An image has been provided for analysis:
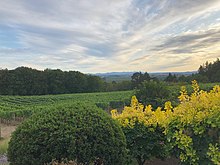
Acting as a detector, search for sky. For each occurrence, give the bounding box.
[0,0,220,73]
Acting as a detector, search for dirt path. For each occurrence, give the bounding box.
[0,124,17,164]
[1,124,17,139]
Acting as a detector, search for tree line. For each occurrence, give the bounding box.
[0,59,219,95]
[0,67,133,95]
[0,67,101,95]
[164,58,220,83]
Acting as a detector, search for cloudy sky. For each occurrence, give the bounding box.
[0,0,220,73]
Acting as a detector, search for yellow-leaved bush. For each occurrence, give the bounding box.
[112,80,220,165]
[167,80,220,165]
[111,96,172,165]
[111,97,172,128]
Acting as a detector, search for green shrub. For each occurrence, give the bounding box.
[135,81,170,108]
[166,82,220,165]
[122,123,170,165]
[8,102,127,165]
[111,96,170,165]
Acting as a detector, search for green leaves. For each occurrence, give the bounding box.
[7,102,127,165]
[166,83,220,165]
[121,123,170,165]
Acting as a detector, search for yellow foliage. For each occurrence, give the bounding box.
[112,81,220,129]
[178,86,189,102]
[111,80,220,164]
[111,95,172,128]
[173,82,220,125]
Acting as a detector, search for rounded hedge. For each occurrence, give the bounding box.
[8,103,127,165]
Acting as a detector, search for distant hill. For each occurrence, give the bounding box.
[95,72,135,77]
[94,71,197,82]
[95,72,134,82]
[149,71,197,80]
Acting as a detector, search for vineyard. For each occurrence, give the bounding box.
[0,90,133,122]
[0,83,217,122]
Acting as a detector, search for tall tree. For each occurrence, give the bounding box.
[164,73,177,82]
[197,58,220,82]
[131,72,151,88]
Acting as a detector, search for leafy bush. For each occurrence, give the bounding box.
[166,81,220,165]
[8,102,127,165]
[122,123,169,165]
[112,81,220,165]
[111,96,170,165]
[135,81,170,108]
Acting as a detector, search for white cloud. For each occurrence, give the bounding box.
[0,0,220,72]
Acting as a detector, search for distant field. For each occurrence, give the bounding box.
[0,90,134,121]
[102,75,131,82]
